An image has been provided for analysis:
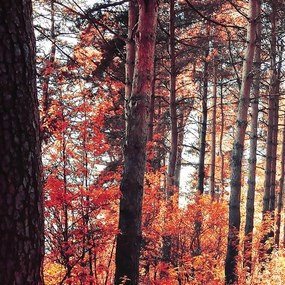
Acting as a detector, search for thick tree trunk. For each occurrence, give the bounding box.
[0,1,44,284]
[225,1,258,283]
[243,2,261,271]
[114,1,158,284]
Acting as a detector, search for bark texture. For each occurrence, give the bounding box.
[243,1,261,271]
[0,1,44,284]
[114,1,158,284]
[225,0,258,283]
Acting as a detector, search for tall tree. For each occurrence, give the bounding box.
[225,0,258,283]
[261,0,281,255]
[162,0,178,265]
[210,61,217,200]
[0,1,44,284]
[197,49,209,195]
[114,1,158,284]
[243,0,261,272]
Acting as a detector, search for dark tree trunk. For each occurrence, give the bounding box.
[210,62,217,200]
[124,0,138,128]
[225,0,258,283]
[219,82,225,199]
[243,2,261,271]
[162,0,178,265]
[197,56,209,195]
[42,0,56,116]
[0,1,44,284]
[261,0,280,256]
[114,1,158,284]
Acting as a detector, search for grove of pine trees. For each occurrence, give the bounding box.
[1,0,285,284]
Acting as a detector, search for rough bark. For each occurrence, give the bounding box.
[243,2,261,271]
[0,1,44,284]
[225,1,258,283]
[114,1,158,284]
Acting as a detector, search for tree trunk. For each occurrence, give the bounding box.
[219,82,225,199]
[243,2,261,271]
[276,116,285,246]
[225,1,258,283]
[162,0,178,265]
[210,62,217,200]
[114,1,158,284]
[261,0,279,255]
[148,60,156,142]
[197,56,209,195]
[124,0,138,131]
[42,0,56,116]
[0,1,44,284]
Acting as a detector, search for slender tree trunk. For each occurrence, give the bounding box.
[210,62,217,200]
[42,0,56,116]
[197,56,209,194]
[114,1,158,284]
[166,0,178,201]
[148,58,156,142]
[276,116,285,246]
[261,0,279,255]
[0,1,44,284]
[162,0,177,267]
[243,2,261,271]
[175,111,190,189]
[124,0,138,131]
[219,82,225,199]
[225,1,258,283]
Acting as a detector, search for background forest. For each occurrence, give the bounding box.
[33,0,285,284]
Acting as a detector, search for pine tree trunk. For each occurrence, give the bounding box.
[225,0,258,283]
[243,2,261,271]
[124,0,138,131]
[261,0,279,255]
[210,62,217,200]
[162,0,178,265]
[0,1,44,284]
[276,116,285,246]
[219,82,225,199]
[114,1,158,284]
[197,56,209,194]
